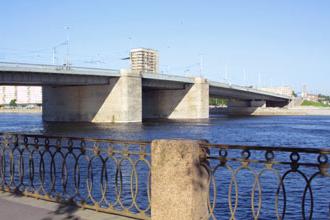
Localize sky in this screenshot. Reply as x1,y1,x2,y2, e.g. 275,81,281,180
0,0,329,94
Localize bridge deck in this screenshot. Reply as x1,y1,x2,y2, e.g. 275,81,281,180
0,62,290,101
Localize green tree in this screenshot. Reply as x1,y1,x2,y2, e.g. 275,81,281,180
292,91,297,97
9,99,17,107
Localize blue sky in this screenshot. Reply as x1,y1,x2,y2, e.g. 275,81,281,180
0,1,329,94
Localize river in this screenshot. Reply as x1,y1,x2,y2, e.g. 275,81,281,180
0,113,329,219
1,113,330,148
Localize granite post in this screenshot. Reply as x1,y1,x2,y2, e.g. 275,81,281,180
151,139,209,220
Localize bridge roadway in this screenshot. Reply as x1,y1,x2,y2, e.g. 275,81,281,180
0,62,291,122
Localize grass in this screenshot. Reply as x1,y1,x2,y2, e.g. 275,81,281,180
301,100,330,107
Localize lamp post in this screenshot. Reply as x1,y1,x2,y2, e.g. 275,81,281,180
52,41,67,65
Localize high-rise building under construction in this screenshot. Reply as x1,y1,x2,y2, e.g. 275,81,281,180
130,48,158,73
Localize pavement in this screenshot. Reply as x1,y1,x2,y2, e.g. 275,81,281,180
0,192,130,220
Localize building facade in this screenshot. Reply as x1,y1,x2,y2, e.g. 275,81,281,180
0,86,42,105
303,93,319,102
130,48,159,73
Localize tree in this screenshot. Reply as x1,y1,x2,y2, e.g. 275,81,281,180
292,91,297,97
9,99,17,107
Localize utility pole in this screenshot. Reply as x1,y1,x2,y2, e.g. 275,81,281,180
52,41,67,65
243,68,247,85
199,54,203,77
225,64,229,83
65,26,71,68
52,47,56,65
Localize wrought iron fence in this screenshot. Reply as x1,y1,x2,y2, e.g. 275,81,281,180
1,132,329,220
203,144,330,220
0,133,151,220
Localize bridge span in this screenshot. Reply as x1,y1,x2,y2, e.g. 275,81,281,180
0,62,291,122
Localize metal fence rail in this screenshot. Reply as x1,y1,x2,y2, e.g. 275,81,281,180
0,133,151,220
203,144,330,220
1,133,329,220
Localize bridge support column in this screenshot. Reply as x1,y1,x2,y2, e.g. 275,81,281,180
143,77,209,119
42,70,142,123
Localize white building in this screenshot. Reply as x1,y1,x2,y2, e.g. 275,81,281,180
0,86,42,105
130,48,159,73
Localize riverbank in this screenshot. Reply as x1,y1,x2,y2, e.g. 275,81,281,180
0,108,41,113
211,106,330,116
2,106,330,116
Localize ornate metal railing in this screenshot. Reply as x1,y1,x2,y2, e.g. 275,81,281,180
1,133,329,219
0,133,151,220
203,144,330,220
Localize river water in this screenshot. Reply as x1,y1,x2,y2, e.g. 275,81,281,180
1,113,330,148
0,113,329,219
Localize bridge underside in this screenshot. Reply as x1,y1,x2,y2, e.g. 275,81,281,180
209,86,289,103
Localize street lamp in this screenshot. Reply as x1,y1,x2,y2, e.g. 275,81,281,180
52,41,67,65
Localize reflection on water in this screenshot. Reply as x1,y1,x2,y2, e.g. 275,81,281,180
1,113,330,148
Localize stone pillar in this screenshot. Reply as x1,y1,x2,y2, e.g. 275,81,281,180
151,139,209,220
42,70,142,123
143,77,209,119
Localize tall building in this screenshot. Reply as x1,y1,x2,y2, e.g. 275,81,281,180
130,48,158,73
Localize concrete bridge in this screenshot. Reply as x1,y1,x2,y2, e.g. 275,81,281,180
0,62,290,122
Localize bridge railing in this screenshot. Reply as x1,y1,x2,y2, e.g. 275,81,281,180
0,61,120,75
203,143,330,219
0,133,151,220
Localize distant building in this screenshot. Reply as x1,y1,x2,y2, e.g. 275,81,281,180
130,48,158,73
260,86,294,97
301,85,319,102
0,86,42,105
303,93,319,102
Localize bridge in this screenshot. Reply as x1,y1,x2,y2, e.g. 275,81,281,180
0,62,291,122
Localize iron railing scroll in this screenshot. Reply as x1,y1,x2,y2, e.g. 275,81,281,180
0,133,151,220
203,144,330,220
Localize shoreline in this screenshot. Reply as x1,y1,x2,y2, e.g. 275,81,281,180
1,106,330,116
0,108,42,114
211,106,330,116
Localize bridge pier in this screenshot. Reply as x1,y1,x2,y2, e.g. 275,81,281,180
42,70,142,123
142,77,209,119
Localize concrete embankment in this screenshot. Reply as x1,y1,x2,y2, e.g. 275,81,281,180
211,106,330,116
0,108,42,113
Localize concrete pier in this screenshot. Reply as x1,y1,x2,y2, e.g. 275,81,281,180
43,70,142,123
143,77,209,119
